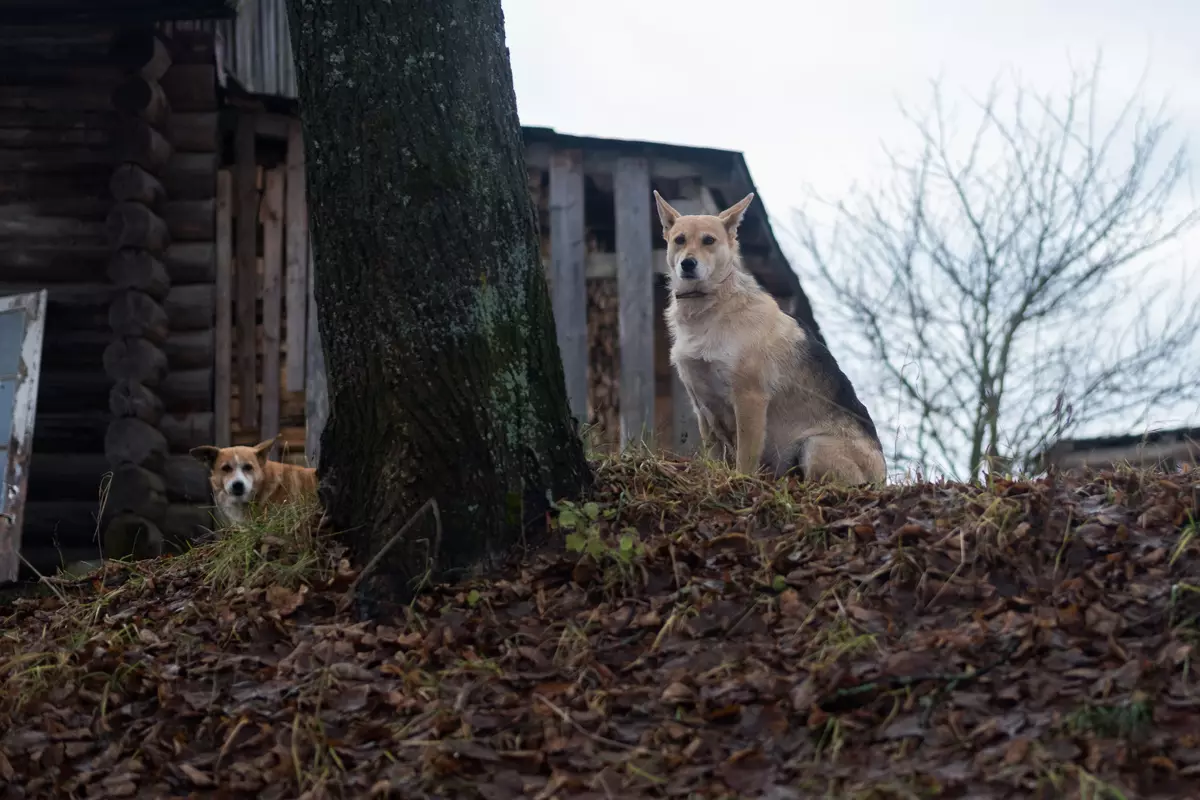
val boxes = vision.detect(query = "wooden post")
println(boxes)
[613,157,655,449]
[260,168,284,458]
[284,119,309,392]
[214,170,233,446]
[548,149,588,424]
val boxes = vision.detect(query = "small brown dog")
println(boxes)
[190,437,317,526]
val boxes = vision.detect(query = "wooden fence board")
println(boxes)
[548,149,588,423]
[614,156,654,448]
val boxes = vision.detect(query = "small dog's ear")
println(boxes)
[718,192,754,236]
[653,190,681,239]
[252,435,281,463]
[190,445,220,466]
[252,436,278,454]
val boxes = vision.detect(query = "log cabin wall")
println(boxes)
[0,24,222,577]
[153,28,221,551]
[0,26,121,572]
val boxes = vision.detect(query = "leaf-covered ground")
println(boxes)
[2,458,1200,799]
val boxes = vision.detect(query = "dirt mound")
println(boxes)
[2,459,1199,798]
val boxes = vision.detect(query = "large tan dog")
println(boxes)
[190,437,318,526]
[654,190,886,485]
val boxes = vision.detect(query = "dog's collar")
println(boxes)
[674,291,707,300]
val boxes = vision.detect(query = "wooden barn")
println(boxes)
[1034,426,1200,475]
[0,0,823,582]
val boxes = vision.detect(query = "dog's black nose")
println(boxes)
[680,257,698,276]
[230,481,245,497]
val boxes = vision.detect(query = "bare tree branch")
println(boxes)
[791,54,1200,480]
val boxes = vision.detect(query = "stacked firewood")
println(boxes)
[586,277,620,453]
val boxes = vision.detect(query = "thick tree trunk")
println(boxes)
[286,0,591,613]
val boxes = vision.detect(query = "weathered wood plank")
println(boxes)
[0,290,48,581]
[235,112,257,429]
[260,167,284,456]
[284,119,308,392]
[614,156,655,449]
[214,169,232,446]
[548,148,588,423]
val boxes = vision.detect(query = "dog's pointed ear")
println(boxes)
[653,190,681,239]
[252,436,280,463]
[717,192,754,236]
[190,445,220,466]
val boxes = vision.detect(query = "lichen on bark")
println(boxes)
[285,0,591,615]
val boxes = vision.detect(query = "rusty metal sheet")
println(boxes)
[0,290,48,583]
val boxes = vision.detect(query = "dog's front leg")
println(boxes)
[732,388,768,475]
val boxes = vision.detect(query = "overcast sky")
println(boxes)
[500,0,1200,453]
[502,0,1197,220]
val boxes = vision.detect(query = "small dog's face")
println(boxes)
[653,191,754,294]
[190,439,275,505]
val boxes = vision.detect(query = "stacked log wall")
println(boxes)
[156,29,220,546]
[0,26,221,576]
[101,28,176,561]
[0,26,127,573]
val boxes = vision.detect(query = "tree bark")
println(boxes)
[285,0,591,613]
